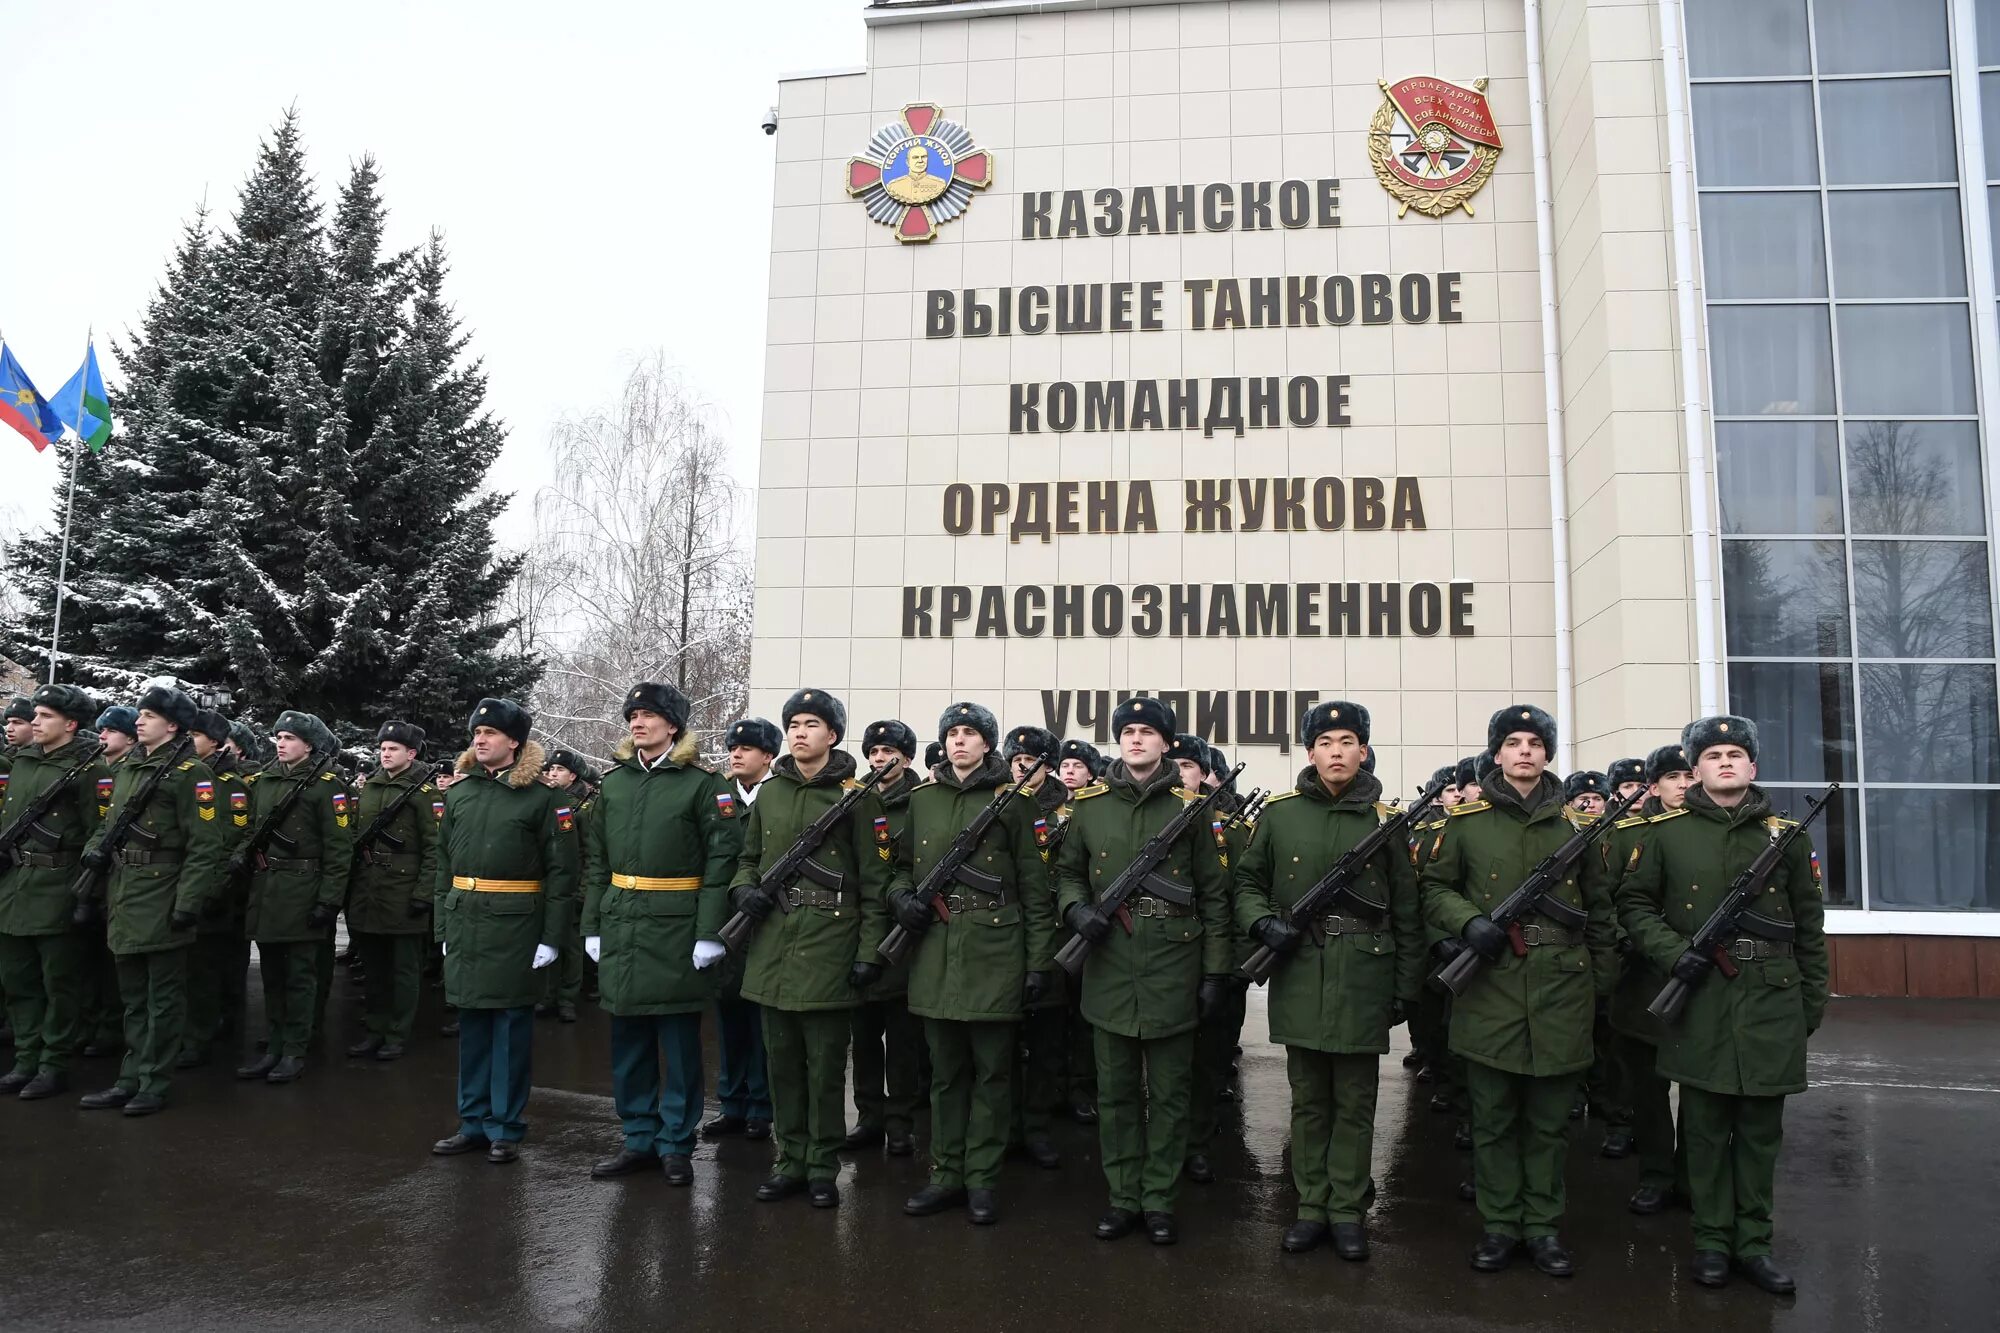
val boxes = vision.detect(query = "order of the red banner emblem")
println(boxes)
[846,103,993,243]
[1369,76,1503,218]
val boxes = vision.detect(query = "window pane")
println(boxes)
[1866,788,2000,910]
[1860,664,2000,782]
[1722,539,1853,655]
[1851,539,1996,657]
[1710,305,1835,414]
[1821,79,1956,185]
[1846,421,1988,534]
[1692,84,1818,186]
[1812,0,1949,75]
[1700,193,1827,297]
[1687,0,1809,77]
[1717,422,1843,533]
[1983,0,2000,65]
[1985,73,2000,179]
[1828,190,1966,297]
[1727,660,1858,781]
[1835,304,1976,415]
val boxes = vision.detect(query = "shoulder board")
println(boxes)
[1073,783,1108,800]
[841,778,862,791]
[1765,815,1798,830]
[1372,801,1396,818]
[1614,815,1648,829]
[320,772,336,782]
[1648,808,1690,824]
[1414,817,1445,831]
[1264,790,1300,805]
[420,783,436,793]
[1448,800,1491,817]
[1569,811,1600,826]
[1171,786,1193,801]
[177,761,196,771]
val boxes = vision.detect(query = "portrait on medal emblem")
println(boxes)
[882,136,952,207]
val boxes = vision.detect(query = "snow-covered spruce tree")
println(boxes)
[4,110,535,743]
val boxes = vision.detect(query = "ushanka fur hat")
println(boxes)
[623,681,691,730]
[863,718,919,758]
[1300,699,1371,749]
[1167,732,1211,771]
[468,697,533,746]
[1607,757,1647,791]
[1645,743,1693,783]
[191,709,234,745]
[1059,738,1105,775]
[135,684,198,733]
[376,720,426,751]
[1003,723,1058,764]
[1563,770,1608,803]
[31,684,98,727]
[1683,715,1759,764]
[1109,695,1176,739]
[725,717,782,755]
[781,688,845,743]
[1487,703,1557,758]
[3,695,33,724]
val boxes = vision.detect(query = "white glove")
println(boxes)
[532,943,558,969]
[584,935,602,963]
[440,941,448,957]
[692,939,726,970]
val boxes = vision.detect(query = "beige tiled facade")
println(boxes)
[753,0,1694,796]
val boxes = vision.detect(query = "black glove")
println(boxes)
[847,960,883,990]
[1615,933,1637,956]
[1670,948,1713,985]
[1389,998,1407,1027]
[1462,914,1508,961]
[170,908,198,931]
[1431,936,1467,964]
[306,903,337,931]
[1250,914,1302,955]
[731,885,774,921]
[1197,975,1228,1021]
[1064,902,1112,944]
[80,845,110,872]
[225,850,251,879]
[1022,970,1050,1007]
[889,889,933,933]
[408,897,432,918]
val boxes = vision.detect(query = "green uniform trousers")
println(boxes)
[1586,1007,1630,1124]
[114,948,187,1097]
[1409,986,1449,1067]
[1680,1086,1787,1259]
[0,931,87,1074]
[1189,982,1247,1152]
[353,932,423,1044]
[1464,1061,1579,1239]
[763,1007,851,1181]
[1094,1026,1194,1214]
[311,931,335,1041]
[82,924,122,1048]
[850,995,923,1136]
[260,941,320,1059]
[1015,1005,1064,1140]
[1286,1047,1381,1224]
[925,1017,1014,1189]
[1618,1034,1682,1192]
[184,931,249,1058]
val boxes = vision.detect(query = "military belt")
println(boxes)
[612,874,702,891]
[1517,923,1582,947]
[451,876,541,893]
[116,848,182,867]
[782,887,845,910]
[264,857,321,873]
[1132,895,1195,920]
[13,850,76,869]
[1727,937,1793,960]
[944,891,1008,915]
[1313,913,1378,937]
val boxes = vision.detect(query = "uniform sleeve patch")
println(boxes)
[556,805,575,833]
[873,815,892,861]
[332,792,349,816]
[1033,817,1049,847]
[431,799,446,820]
[1809,850,1823,890]
[97,777,114,798]
[194,780,214,804]
[715,791,737,819]
[1628,845,1642,871]
[229,791,248,812]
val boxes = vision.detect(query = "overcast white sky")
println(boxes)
[0,0,865,545]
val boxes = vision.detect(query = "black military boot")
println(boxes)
[744,1117,772,1141]
[1470,1233,1517,1272]
[347,1035,384,1058]
[660,1154,694,1186]
[1094,1208,1138,1240]
[1281,1220,1328,1253]
[843,1123,885,1150]
[1143,1212,1178,1246]
[557,1003,577,1023]
[375,1042,405,1061]
[18,1069,67,1100]
[432,1132,489,1156]
[174,1045,208,1070]
[1736,1256,1796,1295]
[487,1140,519,1164]
[701,1114,747,1139]
[1068,1095,1098,1125]
[1526,1235,1573,1277]
[807,1178,840,1208]
[591,1147,652,1179]
[1024,1136,1061,1169]
[236,1052,280,1080]
[0,1068,33,1095]
[1184,1153,1215,1184]
[755,1174,805,1202]
[121,1092,166,1117]
[1691,1250,1731,1287]
[1600,1127,1634,1159]
[78,1086,134,1110]
[886,1128,915,1157]
[1628,1184,1668,1215]
[265,1055,306,1084]
[1331,1222,1369,1261]
[904,1184,967,1216]
[967,1189,999,1226]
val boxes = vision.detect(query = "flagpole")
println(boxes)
[46,432,81,684]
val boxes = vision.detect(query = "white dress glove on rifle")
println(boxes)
[532,943,558,969]
[692,940,726,969]
[440,941,448,957]
[585,935,602,963]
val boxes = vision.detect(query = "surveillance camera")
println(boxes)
[761,106,779,136]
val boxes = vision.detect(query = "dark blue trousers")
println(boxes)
[457,1005,533,1142]
[612,1012,705,1157]
[715,992,771,1121]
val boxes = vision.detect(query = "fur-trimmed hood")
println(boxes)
[612,732,702,767]
[456,739,547,789]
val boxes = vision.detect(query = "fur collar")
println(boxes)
[612,732,701,766]
[456,738,546,789]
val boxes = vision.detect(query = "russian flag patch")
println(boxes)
[715,791,736,819]
[556,805,575,833]
[195,780,215,804]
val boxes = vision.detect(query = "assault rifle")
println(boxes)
[1648,784,1837,1024]
[355,764,439,861]
[716,758,894,954]
[71,736,195,925]
[0,742,105,863]
[877,756,1048,965]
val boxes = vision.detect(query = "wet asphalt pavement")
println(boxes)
[3,966,1994,1332]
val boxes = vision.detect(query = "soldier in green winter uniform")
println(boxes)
[1007,727,1082,1169]
[728,689,901,1208]
[430,698,581,1163]
[846,718,924,1157]
[1416,755,1484,1193]
[1236,701,1426,1259]
[1174,734,1249,1187]
[1592,756,1650,1158]
[234,712,351,1084]
[1419,705,1618,1277]
[1617,716,1826,1296]
[582,682,741,1186]
[344,720,440,1061]
[701,718,781,1143]
[1603,743,1694,1213]
[1561,769,1622,1132]
[78,705,138,1056]
[179,710,252,1068]
[893,704,1058,1225]
[1056,697,1233,1247]
[77,685,229,1115]
[1404,763,1459,1077]
[0,685,111,1101]
[538,747,594,1022]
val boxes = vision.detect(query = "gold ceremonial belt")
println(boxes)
[451,876,542,893]
[612,874,702,891]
